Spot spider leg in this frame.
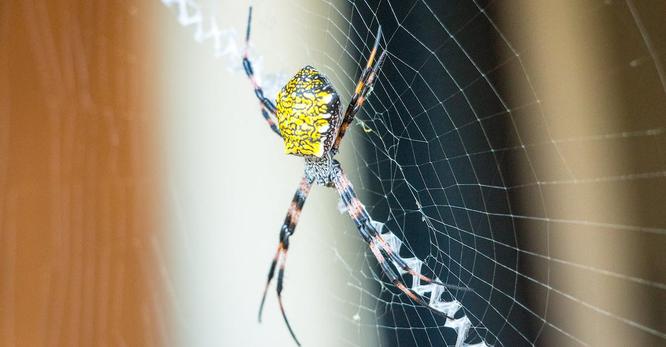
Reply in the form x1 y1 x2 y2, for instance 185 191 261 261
258 244 281 323
243 6 281 137
373 234 450 287
368 242 434 309
276 233 300 346
258 177 311 346
331 161 454 320
332 26 389 153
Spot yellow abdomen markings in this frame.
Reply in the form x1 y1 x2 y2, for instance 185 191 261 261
276 66 341 157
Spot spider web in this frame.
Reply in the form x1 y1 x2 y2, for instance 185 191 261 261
162 0 666 346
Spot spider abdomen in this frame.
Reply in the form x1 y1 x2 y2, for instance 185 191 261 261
276 66 341 157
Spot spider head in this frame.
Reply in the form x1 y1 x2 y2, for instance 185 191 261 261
276 65 341 158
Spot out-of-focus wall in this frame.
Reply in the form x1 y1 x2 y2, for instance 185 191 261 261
158 1 373 346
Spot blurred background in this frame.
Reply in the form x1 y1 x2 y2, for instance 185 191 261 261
0 0 664 346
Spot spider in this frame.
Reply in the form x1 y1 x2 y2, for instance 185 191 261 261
242 7 453 346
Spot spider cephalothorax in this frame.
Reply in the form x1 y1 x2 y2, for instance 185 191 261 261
242 7 453 346
276 65 341 158
304 155 337 186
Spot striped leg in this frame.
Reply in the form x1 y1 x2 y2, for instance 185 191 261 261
331 161 454 320
331 27 388 153
243 6 281 136
258 177 312 346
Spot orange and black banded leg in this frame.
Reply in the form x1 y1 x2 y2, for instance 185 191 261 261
258 177 312 346
335 169 469 292
332 26 389 153
373 234 472 290
243 6 281 136
331 161 454 320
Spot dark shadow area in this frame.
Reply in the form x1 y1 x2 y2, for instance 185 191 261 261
349 1 533 345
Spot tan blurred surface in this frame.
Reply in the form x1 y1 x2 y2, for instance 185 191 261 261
502 1 666 345
0 1 163 346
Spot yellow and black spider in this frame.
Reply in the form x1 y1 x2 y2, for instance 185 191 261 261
242 7 452 346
